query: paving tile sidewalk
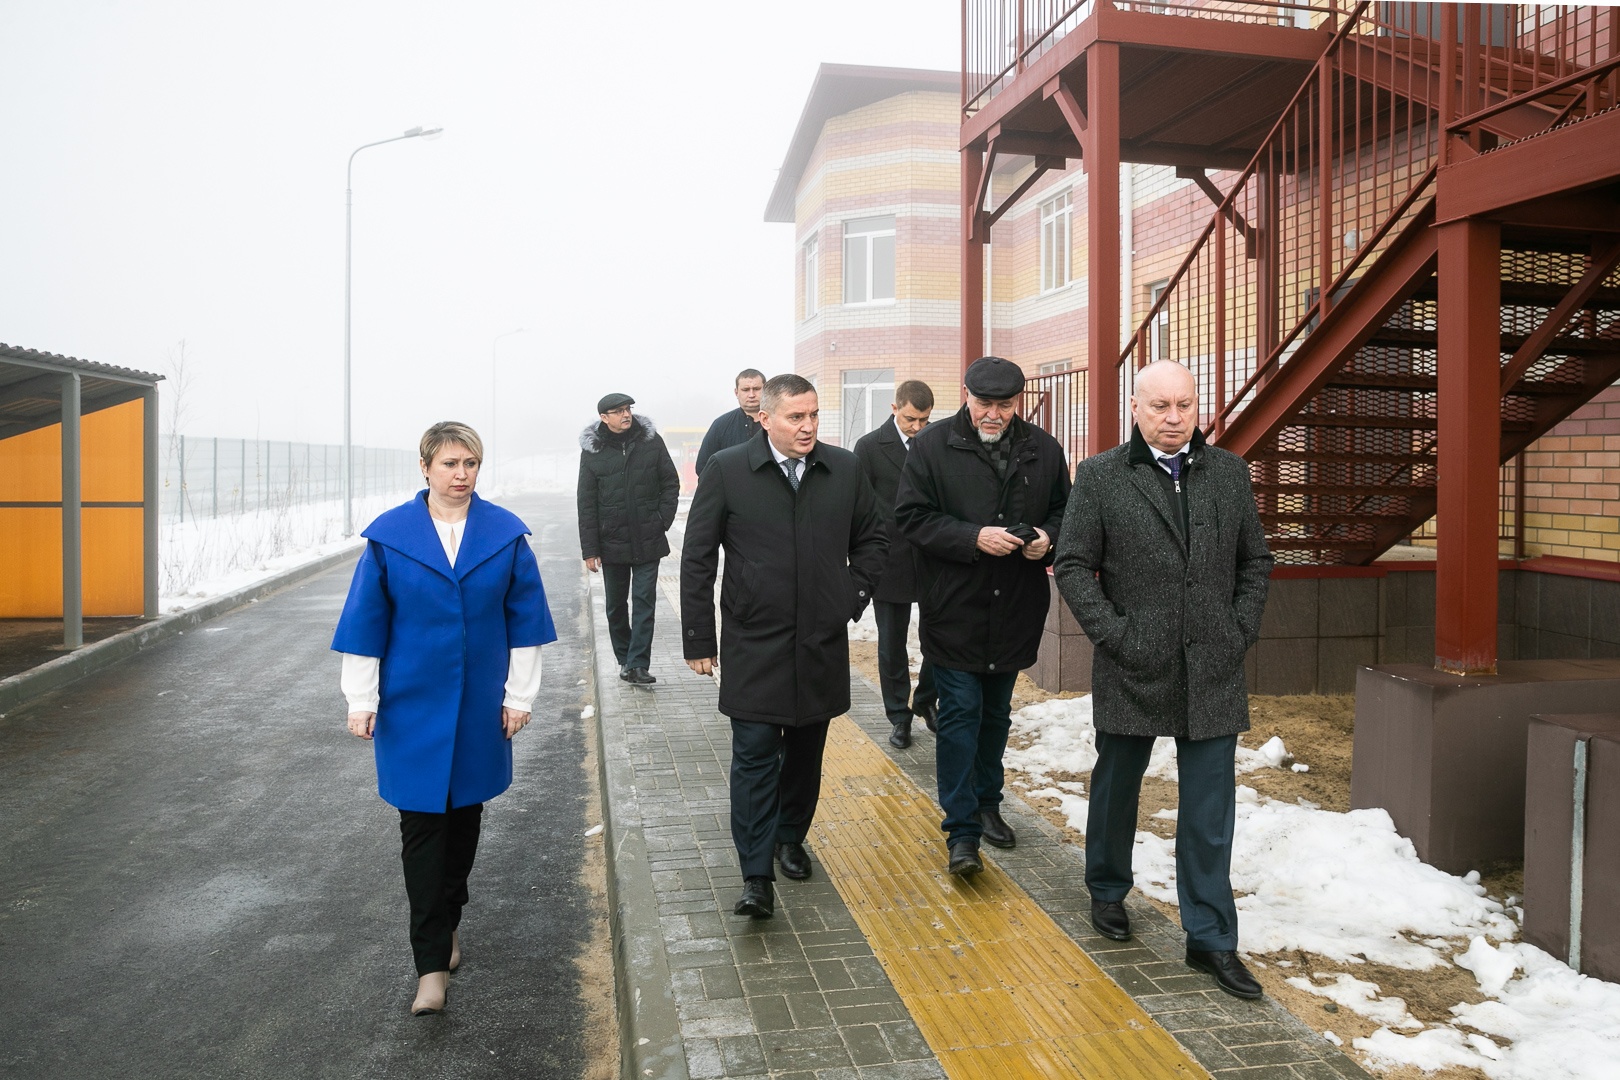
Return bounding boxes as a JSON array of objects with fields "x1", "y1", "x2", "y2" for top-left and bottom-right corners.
[{"x1": 591, "y1": 570, "x2": 1371, "y2": 1080}]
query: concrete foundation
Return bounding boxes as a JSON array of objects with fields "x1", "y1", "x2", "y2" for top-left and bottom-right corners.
[
  {"x1": 1351, "y1": 660, "x2": 1620, "y2": 872},
  {"x1": 1523, "y1": 714, "x2": 1620, "y2": 983}
]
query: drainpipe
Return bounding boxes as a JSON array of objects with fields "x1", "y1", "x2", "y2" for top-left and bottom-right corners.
[{"x1": 985, "y1": 241, "x2": 992, "y2": 356}]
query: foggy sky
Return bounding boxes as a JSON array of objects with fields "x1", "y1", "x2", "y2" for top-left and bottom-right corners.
[{"x1": 0, "y1": 1, "x2": 955, "y2": 462}]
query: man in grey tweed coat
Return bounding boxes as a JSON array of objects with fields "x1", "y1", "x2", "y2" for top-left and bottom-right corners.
[{"x1": 1054, "y1": 360, "x2": 1273, "y2": 999}]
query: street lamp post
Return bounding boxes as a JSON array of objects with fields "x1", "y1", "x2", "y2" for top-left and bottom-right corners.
[
  {"x1": 344, "y1": 125, "x2": 442, "y2": 537},
  {"x1": 490, "y1": 328, "x2": 526, "y2": 491}
]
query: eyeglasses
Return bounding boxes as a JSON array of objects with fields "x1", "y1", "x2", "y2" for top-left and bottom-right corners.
[{"x1": 605, "y1": 406, "x2": 633, "y2": 417}]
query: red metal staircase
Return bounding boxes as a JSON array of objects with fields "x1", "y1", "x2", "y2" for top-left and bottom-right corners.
[{"x1": 1121, "y1": 1, "x2": 1620, "y2": 565}]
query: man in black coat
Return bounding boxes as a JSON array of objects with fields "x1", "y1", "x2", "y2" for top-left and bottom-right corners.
[
  {"x1": 895, "y1": 357, "x2": 1070, "y2": 878},
  {"x1": 694, "y1": 367, "x2": 766, "y2": 475},
  {"x1": 577, "y1": 393, "x2": 680, "y2": 685},
  {"x1": 682, "y1": 374, "x2": 886, "y2": 918},
  {"x1": 853, "y1": 378, "x2": 938, "y2": 749},
  {"x1": 1054, "y1": 359, "x2": 1273, "y2": 1000}
]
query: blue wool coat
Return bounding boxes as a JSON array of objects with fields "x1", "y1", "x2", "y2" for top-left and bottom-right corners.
[{"x1": 331, "y1": 491, "x2": 557, "y2": 812}]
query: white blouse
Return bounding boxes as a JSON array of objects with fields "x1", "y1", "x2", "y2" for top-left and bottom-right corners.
[{"x1": 339, "y1": 511, "x2": 543, "y2": 714}]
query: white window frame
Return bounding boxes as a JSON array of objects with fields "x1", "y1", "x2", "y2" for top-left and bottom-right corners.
[
  {"x1": 803, "y1": 235, "x2": 819, "y2": 320},
  {"x1": 840, "y1": 368, "x2": 894, "y2": 446},
  {"x1": 842, "y1": 216, "x2": 896, "y2": 306},
  {"x1": 1148, "y1": 280, "x2": 1170, "y2": 363},
  {"x1": 1039, "y1": 191, "x2": 1072, "y2": 293}
]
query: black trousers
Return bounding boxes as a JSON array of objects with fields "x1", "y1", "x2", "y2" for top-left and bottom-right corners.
[
  {"x1": 729, "y1": 718, "x2": 830, "y2": 880},
  {"x1": 399, "y1": 802, "x2": 483, "y2": 975},
  {"x1": 602, "y1": 560, "x2": 659, "y2": 672},
  {"x1": 1085, "y1": 732, "x2": 1239, "y2": 951},
  {"x1": 873, "y1": 600, "x2": 936, "y2": 724}
]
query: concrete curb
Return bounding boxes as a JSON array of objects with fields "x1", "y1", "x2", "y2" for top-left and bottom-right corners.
[
  {"x1": 0, "y1": 545, "x2": 361, "y2": 716},
  {"x1": 585, "y1": 572, "x2": 689, "y2": 1080}
]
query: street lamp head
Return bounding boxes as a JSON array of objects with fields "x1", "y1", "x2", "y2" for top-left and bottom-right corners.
[
  {"x1": 400, "y1": 126, "x2": 443, "y2": 140},
  {"x1": 419, "y1": 127, "x2": 444, "y2": 140}
]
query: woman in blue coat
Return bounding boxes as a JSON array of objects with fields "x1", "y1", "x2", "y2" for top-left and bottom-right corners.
[{"x1": 332, "y1": 421, "x2": 556, "y2": 1015}]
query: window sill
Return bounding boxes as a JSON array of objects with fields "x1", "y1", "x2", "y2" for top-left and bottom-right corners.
[{"x1": 840, "y1": 298, "x2": 898, "y2": 308}]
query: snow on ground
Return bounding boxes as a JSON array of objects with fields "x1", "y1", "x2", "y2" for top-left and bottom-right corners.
[{"x1": 1010, "y1": 694, "x2": 1620, "y2": 1080}]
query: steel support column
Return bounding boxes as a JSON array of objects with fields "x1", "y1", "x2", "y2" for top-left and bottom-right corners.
[
  {"x1": 61, "y1": 373, "x2": 82, "y2": 650},
  {"x1": 1086, "y1": 41, "x2": 1121, "y2": 454},
  {"x1": 143, "y1": 386, "x2": 160, "y2": 619},
  {"x1": 961, "y1": 143, "x2": 986, "y2": 382},
  {"x1": 1434, "y1": 218, "x2": 1500, "y2": 675}
]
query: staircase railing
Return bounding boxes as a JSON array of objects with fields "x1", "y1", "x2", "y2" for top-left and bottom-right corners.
[
  {"x1": 1118, "y1": 0, "x2": 1444, "y2": 438},
  {"x1": 1446, "y1": 4, "x2": 1620, "y2": 143}
]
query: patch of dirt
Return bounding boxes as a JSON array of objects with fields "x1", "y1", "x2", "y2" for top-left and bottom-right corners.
[
  {"x1": 577, "y1": 686, "x2": 619, "y2": 1080},
  {"x1": 848, "y1": 648, "x2": 1510, "y2": 1080}
]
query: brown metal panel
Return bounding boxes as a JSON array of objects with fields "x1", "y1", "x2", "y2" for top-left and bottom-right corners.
[
  {"x1": 1434, "y1": 218, "x2": 1501, "y2": 675},
  {"x1": 1436, "y1": 106, "x2": 1620, "y2": 222},
  {"x1": 1086, "y1": 40, "x2": 1121, "y2": 455},
  {"x1": 961, "y1": 144, "x2": 986, "y2": 379}
]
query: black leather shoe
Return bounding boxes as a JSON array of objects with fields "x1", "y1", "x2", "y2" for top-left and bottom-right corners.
[
  {"x1": 625, "y1": 668, "x2": 657, "y2": 685},
  {"x1": 733, "y1": 877, "x2": 774, "y2": 918},
  {"x1": 618, "y1": 668, "x2": 632, "y2": 682},
  {"x1": 1186, "y1": 948, "x2": 1263, "y2": 999},
  {"x1": 976, "y1": 808, "x2": 1016, "y2": 849},
  {"x1": 1090, "y1": 899, "x2": 1132, "y2": 941},
  {"x1": 774, "y1": 842, "x2": 811, "y2": 880},
  {"x1": 914, "y1": 701, "x2": 938, "y2": 733},
  {"x1": 888, "y1": 719, "x2": 912, "y2": 749},
  {"x1": 947, "y1": 839, "x2": 983, "y2": 877}
]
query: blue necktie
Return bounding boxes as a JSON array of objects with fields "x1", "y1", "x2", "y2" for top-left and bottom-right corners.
[
  {"x1": 1166, "y1": 452, "x2": 1186, "y2": 483},
  {"x1": 782, "y1": 459, "x2": 800, "y2": 490}
]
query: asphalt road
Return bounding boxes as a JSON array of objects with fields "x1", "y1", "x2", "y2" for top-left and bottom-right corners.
[{"x1": 0, "y1": 491, "x2": 606, "y2": 1079}]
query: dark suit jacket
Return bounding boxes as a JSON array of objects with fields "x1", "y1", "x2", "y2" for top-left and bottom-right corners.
[
  {"x1": 680, "y1": 431, "x2": 887, "y2": 726},
  {"x1": 853, "y1": 418, "x2": 921, "y2": 603},
  {"x1": 695, "y1": 407, "x2": 760, "y2": 476},
  {"x1": 1053, "y1": 425, "x2": 1273, "y2": 740}
]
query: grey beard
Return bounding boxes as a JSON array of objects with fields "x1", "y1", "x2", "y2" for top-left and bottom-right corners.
[{"x1": 977, "y1": 429, "x2": 1002, "y2": 444}]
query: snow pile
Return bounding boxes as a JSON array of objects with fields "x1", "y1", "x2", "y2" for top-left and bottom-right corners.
[
  {"x1": 1005, "y1": 696, "x2": 1301, "y2": 786},
  {"x1": 1004, "y1": 690, "x2": 1620, "y2": 1080},
  {"x1": 1285, "y1": 972, "x2": 1421, "y2": 1029}
]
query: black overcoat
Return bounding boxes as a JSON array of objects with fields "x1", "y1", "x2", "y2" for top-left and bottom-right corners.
[
  {"x1": 1053, "y1": 426, "x2": 1273, "y2": 740},
  {"x1": 853, "y1": 418, "x2": 921, "y2": 603},
  {"x1": 576, "y1": 415, "x2": 680, "y2": 566},
  {"x1": 894, "y1": 407, "x2": 1070, "y2": 674},
  {"x1": 681, "y1": 431, "x2": 887, "y2": 727}
]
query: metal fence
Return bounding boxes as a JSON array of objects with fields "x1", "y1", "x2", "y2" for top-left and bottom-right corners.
[{"x1": 159, "y1": 435, "x2": 417, "y2": 522}]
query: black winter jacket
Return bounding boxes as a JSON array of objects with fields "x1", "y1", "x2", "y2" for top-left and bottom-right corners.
[
  {"x1": 695, "y1": 407, "x2": 761, "y2": 476},
  {"x1": 577, "y1": 416, "x2": 680, "y2": 566},
  {"x1": 895, "y1": 407, "x2": 1071, "y2": 673},
  {"x1": 681, "y1": 431, "x2": 887, "y2": 726}
]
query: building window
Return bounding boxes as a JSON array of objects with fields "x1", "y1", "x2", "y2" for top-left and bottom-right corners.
[
  {"x1": 1039, "y1": 359, "x2": 1073, "y2": 375},
  {"x1": 843, "y1": 216, "x2": 896, "y2": 304},
  {"x1": 1040, "y1": 191, "x2": 1071, "y2": 293},
  {"x1": 803, "y1": 235, "x2": 819, "y2": 320},
  {"x1": 1148, "y1": 280, "x2": 1170, "y2": 363},
  {"x1": 841, "y1": 368, "x2": 894, "y2": 446}
]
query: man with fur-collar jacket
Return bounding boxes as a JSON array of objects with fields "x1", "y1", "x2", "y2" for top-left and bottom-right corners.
[{"x1": 578, "y1": 393, "x2": 680, "y2": 685}]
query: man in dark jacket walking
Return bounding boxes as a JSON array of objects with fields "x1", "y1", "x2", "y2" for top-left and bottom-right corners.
[
  {"x1": 695, "y1": 368, "x2": 766, "y2": 475},
  {"x1": 853, "y1": 379, "x2": 938, "y2": 749},
  {"x1": 681, "y1": 373, "x2": 886, "y2": 918},
  {"x1": 578, "y1": 393, "x2": 680, "y2": 685},
  {"x1": 895, "y1": 357, "x2": 1070, "y2": 878},
  {"x1": 1054, "y1": 359, "x2": 1272, "y2": 1000}
]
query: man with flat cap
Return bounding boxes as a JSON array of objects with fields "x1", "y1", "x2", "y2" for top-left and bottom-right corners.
[
  {"x1": 895, "y1": 357, "x2": 1070, "y2": 877},
  {"x1": 578, "y1": 392, "x2": 680, "y2": 685}
]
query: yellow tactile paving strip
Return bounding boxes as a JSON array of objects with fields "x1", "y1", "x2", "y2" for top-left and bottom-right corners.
[{"x1": 811, "y1": 715, "x2": 1207, "y2": 1080}]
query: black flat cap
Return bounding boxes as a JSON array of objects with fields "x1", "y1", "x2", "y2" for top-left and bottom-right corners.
[
  {"x1": 597, "y1": 392, "x2": 635, "y2": 414},
  {"x1": 964, "y1": 356, "x2": 1025, "y2": 400}
]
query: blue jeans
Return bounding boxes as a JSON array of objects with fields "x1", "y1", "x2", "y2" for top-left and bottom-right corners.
[
  {"x1": 1086, "y1": 731, "x2": 1240, "y2": 951},
  {"x1": 932, "y1": 665, "x2": 1018, "y2": 844},
  {"x1": 602, "y1": 560, "x2": 659, "y2": 672}
]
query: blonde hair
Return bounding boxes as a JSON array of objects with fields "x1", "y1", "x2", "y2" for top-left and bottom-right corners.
[{"x1": 419, "y1": 421, "x2": 484, "y2": 466}]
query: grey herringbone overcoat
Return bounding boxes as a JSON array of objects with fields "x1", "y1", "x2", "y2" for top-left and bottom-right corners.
[{"x1": 1053, "y1": 426, "x2": 1272, "y2": 740}]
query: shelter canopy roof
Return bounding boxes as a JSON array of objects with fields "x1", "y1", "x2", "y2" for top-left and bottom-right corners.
[{"x1": 1, "y1": 343, "x2": 163, "y2": 442}]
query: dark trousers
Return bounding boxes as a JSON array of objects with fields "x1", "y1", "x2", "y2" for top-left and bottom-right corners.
[
  {"x1": 873, "y1": 600, "x2": 936, "y2": 723},
  {"x1": 602, "y1": 559, "x2": 659, "y2": 672},
  {"x1": 399, "y1": 802, "x2": 483, "y2": 975},
  {"x1": 1086, "y1": 731, "x2": 1239, "y2": 951},
  {"x1": 728, "y1": 718, "x2": 830, "y2": 880},
  {"x1": 932, "y1": 666, "x2": 1017, "y2": 843}
]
